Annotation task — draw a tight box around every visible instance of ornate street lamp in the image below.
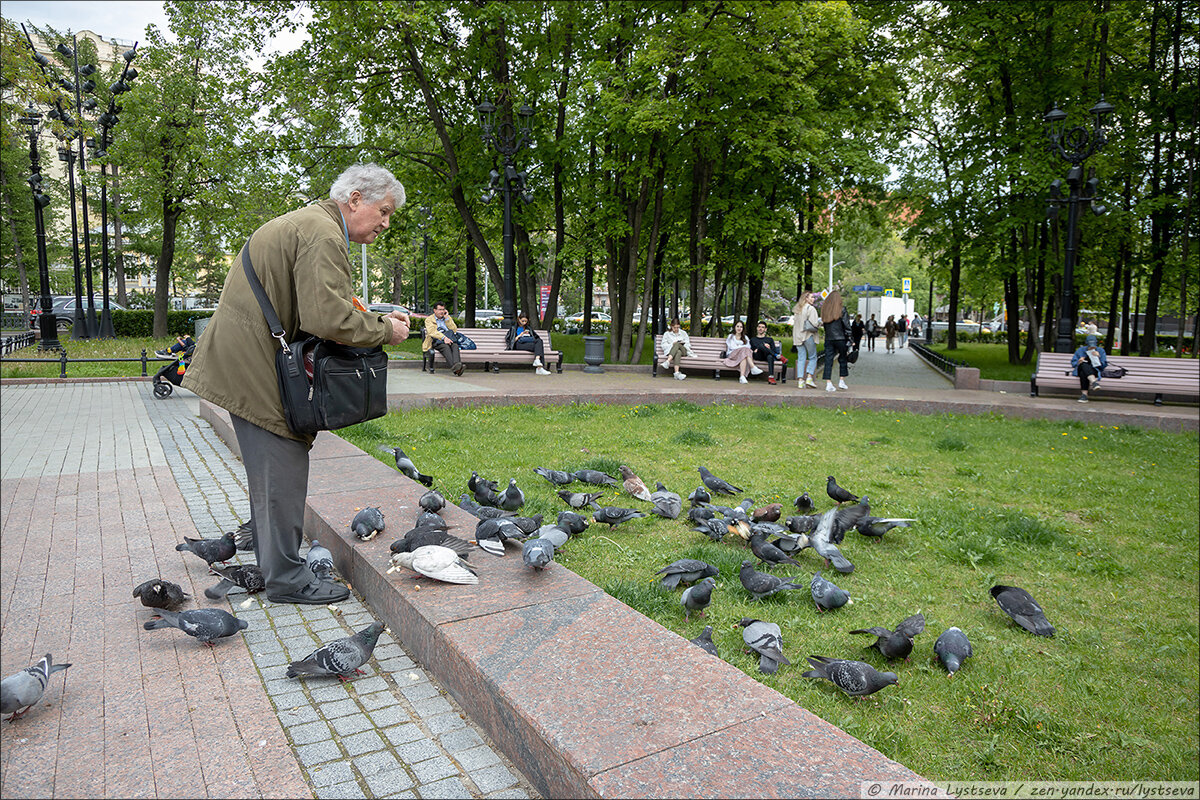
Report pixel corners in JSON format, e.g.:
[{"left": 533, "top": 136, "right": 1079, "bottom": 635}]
[
  {"left": 18, "top": 105, "right": 62, "bottom": 351},
  {"left": 476, "top": 100, "right": 534, "bottom": 330},
  {"left": 1043, "top": 97, "right": 1114, "bottom": 353},
  {"left": 57, "top": 36, "right": 100, "bottom": 337},
  {"left": 419, "top": 205, "right": 432, "bottom": 313}
]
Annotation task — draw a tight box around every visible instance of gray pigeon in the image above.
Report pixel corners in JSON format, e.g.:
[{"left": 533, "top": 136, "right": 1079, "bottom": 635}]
[
  {"left": 534, "top": 467, "right": 575, "bottom": 486},
  {"left": 850, "top": 613, "right": 926, "bottom": 660},
  {"left": 557, "top": 489, "right": 604, "bottom": 510},
  {"left": 933, "top": 627, "right": 973, "bottom": 676},
  {"left": 856, "top": 515, "right": 916, "bottom": 541},
  {"left": 698, "top": 465, "right": 742, "bottom": 495},
  {"left": 175, "top": 531, "right": 235, "bottom": 566},
  {"left": 234, "top": 518, "right": 256, "bottom": 552},
  {"left": 794, "top": 492, "right": 814, "bottom": 513},
  {"left": 770, "top": 531, "right": 811, "bottom": 555},
  {"left": 555, "top": 511, "right": 590, "bottom": 535},
  {"left": 143, "top": 608, "right": 248, "bottom": 646},
  {"left": 473, "top": 477, "right": 502, "bottom": 507},
  {"left": 204, "top": 564, "right": 266, "bottom": 599},
  {"left": 826, "top": 475, "right": 858, "bottom": 504},
  {"left": 748, "top": 532, "right": 803, "bottom": 571},
  {"left": 655, "top": 559, "right": 719, "bottom": 590},
  {"left": 694, "top": 517, "right": 748, "bottom": 543},
  {"left": 498, "top": 479, "right": 525, "bottom": 511},
  {"left": 803, "top": 655, "right": 898, "bottom": 698},
  {"left": 506, "top": 514, "right": 544, "bottom": 536},
  {"left": 573, "top": 469, "right": 619, "bottom": 487},
  {"left": 736, "top": 617, "right": 791, "bottom": 674},
  {"left": 687, "top": 486, "right": 711, "bottom": 506},
  {"left": 688, "top": 506, "right": 716, "bottom": 524},
  {"left": 739, "top": 560, "right": 803, "bottom": 602},
  {"left": 351, "top": 507, "right": 386, "bottom": 541},
  {"left": 810, "top": 571, "right": 852, "bottom": 612},
  {"left": 522, "top": 537, "right": 555, "bottom": 570},
  {"left": 305, "top": 540, "right": 335, "bottom": 581},
  {"left": 690, "top": 625, "right": 720, "bottom": 658},
  {"left": 415, "top": 510, "right": 446, "bottom": 529},
  {"left": 418, "top": 489, "right": 446, "bottom": 514},
  {"left": 592, "top": 506, "right": 646, "bottom": 528},
  {"left": 474, "top": 517, "right": 528, "bottom": 556},
  {"left": 991, "top": 585, "right": 1055, "bottom": 637},
  {"left": 681, "top": 577, "right": 715, "bottom": 622},
  {"left": 381, "top": 446, "right": 433, "bottom": 486},
  {"left": 533, "top": 525, "right": 570, "bottom": 548},
  {"left": 287, "top": 622, "right": 385, "bottom": 681},
  {"left": 457, "top": 495, "right": 516, "bottom": 519},
  {"left": 132, "top": 578, "right": 190, "bottom": 611},
  {"left": 648, "top": 482, "right": 682, "bottom": 519},
  {"left": 1, "top": 653, "right": 71, "bottom": 720},
  {"left": 784, "top": 514, "right": 819, "bottom": 535},
  {"left": 808, "top": 504, "right": 868, "bottom": 574}
]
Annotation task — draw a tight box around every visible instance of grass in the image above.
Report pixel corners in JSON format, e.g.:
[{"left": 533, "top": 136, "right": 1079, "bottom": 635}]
[{"left": 336, "top": 402, "right": 1199, "bottom": 782}]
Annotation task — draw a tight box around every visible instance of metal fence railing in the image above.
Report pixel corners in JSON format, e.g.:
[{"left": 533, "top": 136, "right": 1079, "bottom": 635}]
[
  {"left": 1, "top": 332, "right": 36, "bottom": 355},
  {"left": 0, "top": 348, "right": 166, "bottom": 379},
  {"left": 909, "top": 341, "right": 969, "bottom": 378}
]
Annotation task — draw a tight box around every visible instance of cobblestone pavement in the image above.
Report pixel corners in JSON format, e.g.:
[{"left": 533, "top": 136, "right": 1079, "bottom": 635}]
[{"left": 0, "top": 382, "right": 537, "bottom": 799}]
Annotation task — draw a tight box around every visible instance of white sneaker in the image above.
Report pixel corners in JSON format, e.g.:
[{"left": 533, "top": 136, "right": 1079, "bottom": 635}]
[
  {"left": 838, "top": 379, "right": 848, "bottom": 390},
  {"left": 674, "top": 372, "right": 687, "bottom": 381},
  {"left": 805, "top": 376, "right": 816, "bottom": 389},
  {"left": 749, "top": 365, "right": 763, "bottom": 376},
  {"left": 738, "top": 375, "right": 748, "bottom": 384},
  {"left": 535, "top": 367, "right": 551, "bottom": 376},
  {"left": 660, "top": 360, "right": 671, "bottom": 370},
  {"left": 532, "top": 357, "right": 542, "bottom": 367},
  {"left": 825, "top": 381, "right": 836, "bottom": 392}
]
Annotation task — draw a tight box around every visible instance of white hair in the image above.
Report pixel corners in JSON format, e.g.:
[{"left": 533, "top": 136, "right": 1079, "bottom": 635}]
[{"left": 329, "top": 163, "right": 406, "bottom": 207}]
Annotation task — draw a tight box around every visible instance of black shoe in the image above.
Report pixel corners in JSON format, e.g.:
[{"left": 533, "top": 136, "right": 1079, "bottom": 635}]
[
  {"left": 267, "top": 580, "right": 350, "bottom": 605},
  {"left": 453, "top": 362, "right": 465, "bottom": 376}
]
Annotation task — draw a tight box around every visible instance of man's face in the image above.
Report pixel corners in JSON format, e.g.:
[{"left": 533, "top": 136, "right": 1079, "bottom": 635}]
[
  {"left": 434, "top": 306, "right": 448, "bottom": 319},
  {"left": 345, "top": 191, "right": 395, "bottom": 244},
  {"left": 756, "top": 323, "right": 767, "bottom": 336}
]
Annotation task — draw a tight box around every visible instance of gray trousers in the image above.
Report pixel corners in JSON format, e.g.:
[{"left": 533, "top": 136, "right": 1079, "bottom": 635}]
[{"left": 231, "top": 414, "right": 317, "bottom": 597}]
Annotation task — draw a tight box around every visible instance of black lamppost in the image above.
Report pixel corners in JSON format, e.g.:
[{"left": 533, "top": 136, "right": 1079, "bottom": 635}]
[
  {"left": 18, "top": 105, "right": 62, "bottom": 351},
  {"left": 57, "top": 37, "right": 101, "bottom": 338},
  {"left": 476, "top": 100, "right": 533, "bottom": 330},
  {"left": 419, "top": 205, "right": 432, "bottom": 313},
  {"left": 1043, "top": 97, "right": 1114, "bottom": 353},
  {"left": 55, "top": 142, "right": 88, "bottom": 341}
]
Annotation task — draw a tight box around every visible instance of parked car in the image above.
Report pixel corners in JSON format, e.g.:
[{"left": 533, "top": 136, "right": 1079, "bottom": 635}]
[
  {"left": 367, "top": 302, "right": 411, "bottom": 316},
  {"left": 565, "top": 311, "right": 611, "bottom": 324},
  {"left": 29, "top": 296, "right": 127, "bottom": 331}
]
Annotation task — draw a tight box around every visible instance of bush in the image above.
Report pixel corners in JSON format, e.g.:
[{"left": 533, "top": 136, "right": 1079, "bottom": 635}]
[{"left": 112, "top": 309, "right": 216, "bottom": 338}]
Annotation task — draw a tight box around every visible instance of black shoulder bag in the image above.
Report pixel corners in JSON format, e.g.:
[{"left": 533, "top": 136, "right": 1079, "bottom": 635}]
[{"left": 241, "top": 240, "right": 389, "bottom": 435}]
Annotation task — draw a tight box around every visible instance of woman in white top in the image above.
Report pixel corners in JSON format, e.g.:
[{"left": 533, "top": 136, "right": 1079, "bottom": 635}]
[
  {"left": 659, "top": 318, "right": 694, "bottom": 380},
  {"left": 721, "top": 319, "right": 760, "bottom": 384},
  {"left": 792, "top": 291, "right": 821, "bottom": 388}
]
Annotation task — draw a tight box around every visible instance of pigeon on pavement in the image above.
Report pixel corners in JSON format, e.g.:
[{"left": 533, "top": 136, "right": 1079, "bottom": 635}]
[
  {"left": 681, "top": 577, "right": 716, "bottom": 622},
  {"left": 655, "top": 559, "right": 719, "bottom": 590},
  {"left": 748, "top": 532, "right": 804, "bottom": 571},
  {"left": 505, "top": 514, "right": 544, "bottom": 536},
  {"left": 592, "top": 507, "right": 646, "bottom": 528},
  {"left": 143, "top": 608, "right": 248, "bottom": 646},
  {"left": 473, "top": 517, "right": 529, "bottom": 556},
  {"left": 648, "top": 482, "right": 682, "bottom": 519},
  {"left": 305, "top": 540, "right": 335, "bottom": 581},
  {"left": 233, "top": 518, "right": 256, "bottom": 552},
  {"left": 457, "top": 495, "right": 517, "bottom": 519},
  {"left": 698, "top": 465, "right": 742, "bottom": 495},
  {"left": 388, "top": 545, "right": 480, "bottom": 584},
  {"left": 687, "top": 486, "right": 711, "bottom": 507},
  {"left": 351, "top": 507, "right": 386, "bottom": 541},
  {"left": 381, "top": 446, "right": 434, "bottom": 486},
  {"left": 522, "top": 537, "right": 556, "bottom": 570},
  {"left": 133, "top": 579, "right": 190, "bottom": 610},
  {"left": 573, "top": 469, "right": 619, "bottom": 487},
  {"left": 991, "top": 585, "right": 1055, "bottom": 637},
  {"left": 933, "top": 627, "right": 973, "bottom": 676},
  {"left": 534, "top": 467, "right": 576, "bottom": 486},
  {"left": 287, "top": 622, "right": 385, "bottom": 681},
  {"left": 533, "top": 525, "right": 570, "bottom": 548},
  {"left": 736, "top": 617, "right": 791, "bottom": 674},
  {"left": 739, "top": 561, "right": 803, "bottom": 601},
  {"left": 204, "top": 564, "right": 266, "bottom": 599},
  {"left": 690, "top": 626, "right": 720, "bottom": 658},
  {"left": 619, "top": 465, "right": 653, "bottom": 502},
  {"left": 811, "top": 571, "right": 853, "bottom": 612},
  {"left": 803, "top": 655, "right": 898, "bottom": 698},
  {"left": 557, "top": 489, "right": 605, "bottom": 510},
  {"left": 2, "top": 653, "right": 71, "bottom": 721},
  {"left": 389, "top": 525, "right": 473, "bottom": 558},
  {"left": 175, "top": 531, "right": 236, "bottom": 566},
  {"left": 794, "top": 492, "right": 814, "bottom": 513},
  {"left": 418, "top": 489, "right": 446, "bottom": 514},
  {"left": 850, "top": 613, "right": 926, "bottom": 660},
  {"left": 498, "top": 479, "right": 525, "bottom": 511},
  {"left": 751, "top": 503, "right": 783, "bottom": 523},
  {"left": 826, "top": 475, "right": 859, "bottom": 505},
  {"left": 555, "top": 511, "right": 590, "bottom": 535}
]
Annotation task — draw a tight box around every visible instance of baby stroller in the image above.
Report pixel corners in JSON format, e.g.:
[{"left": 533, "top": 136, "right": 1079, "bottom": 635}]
[{"left": 152, "top": 338, "right": 196, "bottom": 399}]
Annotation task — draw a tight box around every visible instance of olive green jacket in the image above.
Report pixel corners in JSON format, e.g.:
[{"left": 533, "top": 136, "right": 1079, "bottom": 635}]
[{"left": 182, "top": 199, "right": 392, "bottom": 442}]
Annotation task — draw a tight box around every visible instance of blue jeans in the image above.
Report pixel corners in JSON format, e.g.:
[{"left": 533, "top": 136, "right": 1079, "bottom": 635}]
[{"left": 800, "top": 338, "right": 818, "bottom": 378}]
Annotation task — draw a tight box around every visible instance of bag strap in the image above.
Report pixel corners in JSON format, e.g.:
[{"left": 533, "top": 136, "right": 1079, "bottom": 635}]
[{"left": 239, "top": 236, "right": 293, "bottom": 357}]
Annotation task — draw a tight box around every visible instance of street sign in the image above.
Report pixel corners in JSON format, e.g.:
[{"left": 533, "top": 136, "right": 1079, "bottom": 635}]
[
  {"left": 884, "top": 289, "right": 895, "bottom": 297},
  {"left": 852, "top": 284, "right": 884, "bottom": 292},
  {"left": 852, "top": 285, "right": 867, "bottom": 292},
  {"left": 902, "top": 277, "right": 912, "bottom": 294}
]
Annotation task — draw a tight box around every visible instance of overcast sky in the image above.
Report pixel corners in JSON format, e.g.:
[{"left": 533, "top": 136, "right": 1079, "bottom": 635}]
[{"left": 4, "top": 1, "right": 169, "bottom": 44}]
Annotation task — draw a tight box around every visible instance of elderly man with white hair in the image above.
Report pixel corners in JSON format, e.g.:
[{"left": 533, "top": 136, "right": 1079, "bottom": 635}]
[{"left": 185, "top": 163, "right": 410, "bottom": 604}]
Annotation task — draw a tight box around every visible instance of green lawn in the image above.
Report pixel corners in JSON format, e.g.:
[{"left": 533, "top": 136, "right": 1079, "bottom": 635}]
[{"left": 336, "top": 402, "right": 1199, "bottom": 782}]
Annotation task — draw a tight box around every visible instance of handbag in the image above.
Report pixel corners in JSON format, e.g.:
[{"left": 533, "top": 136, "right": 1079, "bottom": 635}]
[
  {"left": 241, "top": 240, "right": 389, "bottom": 435},
  {"left": 455, "top": 331, "right": 477, "bottom": 350},
  {"left": 847, "top": 346, "right": 860, "bottom": 364},
  {"left": 1101, "top": 365, "right": 1126, "bottom": 379},
  {"left": 803, "top": 313, "right": 819, "bottom": 333}
]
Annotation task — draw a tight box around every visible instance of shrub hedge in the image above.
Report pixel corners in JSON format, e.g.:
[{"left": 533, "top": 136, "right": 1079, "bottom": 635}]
[{"left": 112, "top": 309, "right": 216, "bottom": 338}]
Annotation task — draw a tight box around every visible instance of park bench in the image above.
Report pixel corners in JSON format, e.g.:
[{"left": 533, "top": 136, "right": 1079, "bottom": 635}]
[
  {"left": 1030, "top": 352, "right": 1200, "bottom": 406},
  {"left": 422, "top": 327, "right": 563, "bottom": 374},
  {"left": 653, "top": 335, "right": 787, "bottom": 383}
]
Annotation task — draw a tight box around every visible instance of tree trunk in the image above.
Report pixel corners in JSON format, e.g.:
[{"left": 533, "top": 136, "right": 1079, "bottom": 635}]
[
  {"left": 687, "top": 150, "right": 713, "bottom": 336},
  {"left": 543, "top": 19, "right": 573, "bottom": 328},
  {"left": 4, "top": 191, "right": 31, "bottom": 310},
  {"left": 464, "top": 242, "right": 476, "bottom": 327},
  {"left": 947, "top": 244, "right": 961, "bottom": 349},
  {"left": 154, "top": 194, "right": 183, "bottom": 337},
  {"left": 112, "top": 164, "right": 127, "bottom": 304}
]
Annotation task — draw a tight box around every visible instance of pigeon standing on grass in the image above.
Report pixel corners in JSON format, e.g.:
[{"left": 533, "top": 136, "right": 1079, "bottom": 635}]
[
  {"left": 287, "top": 622, "right": 385, "bottom": 681},
  {"left": 305, "top": 540, "right": 335, "bottom": 581},
  {"left": 850, "top": 613, "right": 926, "bottom": 660},
  {"left": 748, "top": 532, "right": 804, "bottom": 571},
  {"left": 991, "top": 585, "right": 1055, "bottom": 637},
  {"left": 794, "top": 492, "right": 814, "bottom": 513},
  {"left": 751, "top": 503, "right": 783, "bottom": 523},
  {"left": 826, "top": 475, "right": 858, "bottom": 505},
  {"left": 698, "top": 465, "right": 742, "bottom": 495},
  {"left": 811, "top": 571, "right": 853, "bottom": 612},
  {"left": 498, "top": 479, "right": 525, "bottom": 511},
  {"left": 691, "top": 626, "right": 720, "bottom": 658},
  {"left": 382, "top": 446, "right": 434, "bottom": 486},
  {"left": 351, "top": 507, "right": 386, "bottom": 542},
  {"left": 204, "top": 564, "right": 266, "bottom": 599},
  {"left": 687, "top": 486, "right": 711, "bottom": 507},
  {"left": 681, "top": 577, "right": 716, "bottom": 622},
  {"left": 655, "top": 559, "right": 719, "bottom": 590},
  {"left": 143, "top": 609, "right": 248, "bottom": 646},
  {"left": 388, "top": 545, "right": 480, "bottom": 584},
  {"left": 573, "top": 468, "right": 619, "bottom": 487},
  {"left": 739, "top": 561, "right": 803, "bottom": 602},
  {"left": 534, "top": 467, "right": 575, "bottom": 486},
  {"left": 175, "top": 531, "right": 236, "bottom": 567},
  {"left": 736, "top": 618, "right": 791, "bottom": 674},
  {"left": 2, "top": 654, "right": 71, "bottom": 721},
  {"left": 648, "top": 482, "right": 682, "bottom": 519},
  {"left": 856, "top": 515, "right": 916, "bottom": 541},
  {"left": 592, "top": 507, "right": 646, "bottom": 529},
  {"left": 557, "top": 489, "right": 605, "bottom": 510},
  {"left": 132, "top": 579, "right": 190, "bottom": 611},
  {"left": 933, "top": 627, "right": 973, "bottom": 676},
  {"left": 619, "top": 465, "right": 653, "bottom": 502},
  {"left": 556, "top": 511, "right": 590, "bottom": 535},
  {"left": 803, "top": 655, "right": 898, "bottom": 699},
  {"left": 458, "top": 495, "right": 516, "bottom": 519}
]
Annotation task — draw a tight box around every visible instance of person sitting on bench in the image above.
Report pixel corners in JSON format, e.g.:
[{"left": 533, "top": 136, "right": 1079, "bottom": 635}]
[{"left": 505, "top": 311, "right": 551, "bottom": 376}]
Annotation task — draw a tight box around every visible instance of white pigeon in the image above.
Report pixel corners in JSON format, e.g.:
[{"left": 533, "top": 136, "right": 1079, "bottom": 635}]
[{"left": 388, "top": 545, "right": 480, "bottom": 585}]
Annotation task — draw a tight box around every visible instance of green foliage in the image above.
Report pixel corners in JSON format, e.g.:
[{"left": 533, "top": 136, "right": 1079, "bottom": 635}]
[{"left": 110, "top": 309, "right": 214, "bottom": 338}]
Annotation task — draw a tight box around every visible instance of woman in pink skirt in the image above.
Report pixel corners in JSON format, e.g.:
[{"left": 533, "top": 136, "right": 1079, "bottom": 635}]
[{"left": 722, "top": 319, "right": 761, "bottom": 384}]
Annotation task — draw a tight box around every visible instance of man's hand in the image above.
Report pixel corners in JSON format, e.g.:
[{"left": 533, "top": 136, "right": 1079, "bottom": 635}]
[{"left": 386, "top": 311, "right": 410, "bottom": 345}]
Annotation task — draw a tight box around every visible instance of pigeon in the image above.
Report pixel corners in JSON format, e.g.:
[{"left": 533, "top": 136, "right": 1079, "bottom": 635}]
[
  {"left": 557, "top": 489, "right": 604, "bottom": 510},
  {"left": 698, "top": 465, "right": 742, "bottom": 495},
  {"left": 2, "top": 654, "right": 71, "bottom": 721},
  {"left": 769, "top": 531, "right": 811, "bottom": 555},
  {"left": 592, "top": 507, "right": 646, "bottom": 528},
  {"left": 808, "top": 503, "right": 869, "bottom": 574},
  {"left": 555, "top": 511, "right": 590, "bottom": 535},
  {"left": 143, "top": 608, "right": 247, "bottom": 646},
  {"left": 991, "top": 585, "right": 1055, "bottom": 637},
  {"left": 681, "top": 577, "right": 715, "bottom": 622},
  {"left": 690, "top": 625, "right": 720, "bottom": 658},
  {"left": 351, "top": 507, "right": 386, "bottom": 541},
  {"left": 748, "top": 521, "right": 786, "bottom": 539},
  {"left": 736, "top": 617, "right": 791, "bottom": 674},
  {"left": 473, "top": 479, "right": 502, "bottom": 507},
  {"left": 534, "top": 467, "right": 575, "bottom": 486},
  {"left": 687, "top": 486, "right": 711, "bottom": 506},
  {"left": 498, "top": 479, "right": 525, "bottom": 511},
  {"left": 826, "top": 475, "right": 858, "bottom": 505},
  {"left": 688, "top": 506, "right": 716, "bottom": 524},
  {"left": 506, "top": 514, "right": 544, "bottom": 536},
  {"left": 381, "top": 446, "right": 433, "bottom": 486},
  {"left": 522, "top": 537, "right": 556, "bottom": 570},
  {"left": 751, "top": 503, "right": 783, "bottom": 523},
  {"left": 655, "top": 559, "right": 719, "bottom": 590},
  {"left": 233, "top": 518, "right": 256, "bottom": 552},
  {"left": 287, "top": 622, "right": 385, "bottom": 681},
  {"left": 457, "top": 495, "right": 516, "bottom": 519},
  {"left": 850, "top": 613, "right": 926, "bottom": 660},
  {"left": 692, "top": 518, "right": 730, "bottom": 542},
  {"left": 390, "top": 524, "right": 473, "bottom": 557},
  {"left": 933, "top": 627, "right": 973, "bottom": 676},
  {"left": 132, "top": 579, "right": 190, "bottom": 610},
  {"left": 204, "top": 564, "right": 266, "bottom": 599},
  {"left": 573, "top": 468, "right": 618, "bottom": 487},
  {"left": 748, "top": 532, "right": 804, "bottom": 571},
  {"left": 389, "top": 545, "right": 480, "bottom": 584},
  {"left": 811, "top": 571, "right": 852, "bottom": 612},
  {"left": 175, "top": 531, "right": 236, "bottom": 566},
  {"left": 784, "top": 514, "right": 819, "bottom": 535},
  {"left": 466, "top": 471, "right": 486, "bottom": 493},
  {"left": 709, "top": 502, "right": 749, "bottom": 522},
  {"left": 648, "top": 482, "right": 682, "bottom": 519},
  {"left": 794, "top": 492, "right": 814, "bottom": 513},
  {"left": 533, "top": 525, "right": 570, "bottom": 548},
  {"left": 856, "top": 515, "right": 916, "bottom": 541},
  {"left": 305, "top": 540, "right": 335, "bottom": 581},
  {"left": 418, "top": 489, "right": 446, "bottom": 514},
  {"left": 803, "top": 655, "right": 898, "bottom": 698},
  {"left": 739, "top": 560, "right": 803, "bottom": 601},
  {"left": 473, "top": 517, "right": 529, "bottom": 556},
  {"left": 619, "top": 465, "right": 653, "bottom": 502}
]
